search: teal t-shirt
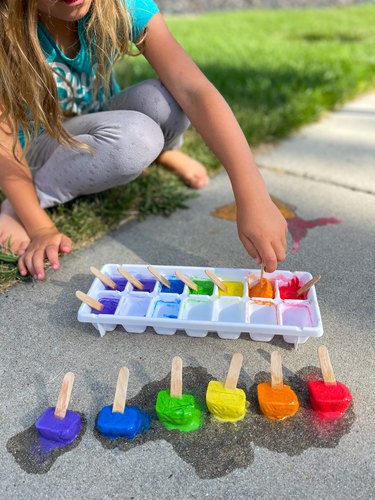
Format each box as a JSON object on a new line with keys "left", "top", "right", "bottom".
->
{"left": 19, "top": 0, "right": 159, "bottom": 147}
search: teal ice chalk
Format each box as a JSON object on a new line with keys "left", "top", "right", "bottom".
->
{"left": 96, "top": 405, "right": 151, "bottom": 439}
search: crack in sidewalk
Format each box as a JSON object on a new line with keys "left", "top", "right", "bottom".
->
{"left": 258, "top": 163, "right": 375, "bottom": 196}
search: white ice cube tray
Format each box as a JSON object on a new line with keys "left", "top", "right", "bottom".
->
{"left": 77, "top": 264, "right": 323, "bottom": 344}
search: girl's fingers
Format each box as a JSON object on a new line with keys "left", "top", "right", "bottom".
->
{"left": 17, "top": 241, "right": 29, "bottom": 256}
{"left": 60, "top": 235, "right": 72, "bottom": 253}
{"left": 32, "top": 250, "right": 46, "bottom": 280}
{"left": 272, "top": 240, "right": 287, "bottom": 263}
{"left": 16, "top": 233, "right": 70, "bottom": 280}
{"left": 282, "top": 228, "right": 288, "bottom": 251}
{"left": 253, "top": 240, "right": 278, "bottom": 273}
{"left": 46, "top": 245, "right": 60, "bottom": 270}
{"left": 239, "top": 234, "right": 261, "bottom": 264}
{"left": 17, "top": 255, "right": 28, "bottom": 276}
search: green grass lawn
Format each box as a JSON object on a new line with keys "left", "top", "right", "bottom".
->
{"left": 1, "top": 5, "right": 374, "bottom": 288}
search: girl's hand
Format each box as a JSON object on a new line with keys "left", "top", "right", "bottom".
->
{"left": 18, "top": 226, "right": 72, "bottom": 280}
{"left": 237, "top": 196, "right": 288, "bottom": 273}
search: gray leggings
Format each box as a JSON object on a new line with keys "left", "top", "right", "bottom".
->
{"left": 26, "top": 79, "right": 190, "bottom": 208}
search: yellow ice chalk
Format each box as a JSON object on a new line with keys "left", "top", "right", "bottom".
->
{"left": 206, "top": 380, "right": 247, "bottom": 422}
{"left": 218, "top": 281, "right": 244, "bottom": 297}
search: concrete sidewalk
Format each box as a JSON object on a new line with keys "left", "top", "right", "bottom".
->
{"left": 255, "top": 92, "right": 375, "bottom": 194}
{"left": 0, "top": 92, "right": 374, "bottom": 499}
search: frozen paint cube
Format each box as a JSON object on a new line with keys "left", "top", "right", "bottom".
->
{"left": 189, "top": 280, "right": 214, "bottom": 296}
{"left": 279, "top": 277, "right": 306, "bottom": 300}
{"left": 161, "top": 279, "right": 185, "bottom": 294}
{"left": 155, "top": 390, "right": 202, "bottom": 432}
{"left": 308, "top": 380, "right": 352, "bottom": 419}
{"left": 91, "top": 297, "right": 119, "bottom": 315}
{"left": 134, "top": 278, "right": 156, "bottom": 292}
{"left": 206, "top": 381, "right": 247, "bottom": 422}
{"left": 105, "top": 276, "right": 128, "bottom": 292}
{"left": 249, "top": 279, "right": 275, "bottom": 299}
{"left": 96, "top": 405, "right": 151, "bottom": 439}
{"left": 35, "top": 407, "right": 82, "bottom": 446}
{"left": 257, "top": 382, "right": 299, "bottom": 420}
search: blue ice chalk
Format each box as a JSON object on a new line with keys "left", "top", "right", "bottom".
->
{"left": 96, "top": 405, "right": 151, "bottom": 439}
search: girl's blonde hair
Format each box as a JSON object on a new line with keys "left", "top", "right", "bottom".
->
{"left": 0, "top": 0, "right": 137, "bottom": 159}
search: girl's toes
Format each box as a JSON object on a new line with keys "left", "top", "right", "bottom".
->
{"left": 191, "top": 172, "right": 210, "bottom": 189}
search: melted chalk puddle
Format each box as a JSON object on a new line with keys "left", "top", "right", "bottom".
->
{"left": 6, "top": 413, "right": 87, "bottom": 474}
{"left": 94, "top": 366, "right": 355, "bottom": 479}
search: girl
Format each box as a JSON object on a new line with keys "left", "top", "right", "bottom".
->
{"left": 0, "top": 0, "right": 287, "bottom": 281}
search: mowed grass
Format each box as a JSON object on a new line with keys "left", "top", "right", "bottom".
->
{"left": 118, "top": 5, "right": 375, "bottom": 158}
{"left": 1, "top": 5, "right": 374, "bottom": 288}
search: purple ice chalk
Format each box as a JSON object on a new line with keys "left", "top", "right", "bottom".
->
{"left": 134, "top": 278, "right": 156, "bottom": 293}
{"left": 96, "top": 405, "right": 151, "bottom": 439}
{"left": 91, "top": 297, "right": 119, "bottom": 315}
{"left": 35, "top": 407, "right": 82, "bottom": 450}
{"left": 105, "top": 277, "right": 128, "bottom": 292}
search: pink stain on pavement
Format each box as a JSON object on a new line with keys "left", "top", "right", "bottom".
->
{"left": 287, "top": 217, "right": 342, "bottom": 254}
{"left": 211, "top": 198, "right": 342, "bottom": 254}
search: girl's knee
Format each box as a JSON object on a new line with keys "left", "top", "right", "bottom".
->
{"left": 118, "top": 79, "right": 190, "bottom": 138}
{"left": 145, "top": 79, "right": 190, "bottom": 133}
{"left": 101, "top": 111, "right": 164, "bottom": 178}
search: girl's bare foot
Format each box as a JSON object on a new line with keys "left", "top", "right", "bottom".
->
{"left": 0, "top": 199, "right": 30, "bottom": 255}
{"left": 156, "top": 150, "right": 210, "bottom": 189}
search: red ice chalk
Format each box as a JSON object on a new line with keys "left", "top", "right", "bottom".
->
{"left": 279, "top": 277, "right": 305, "bottom": 300}
{"left": 308, "top": 380, "right": 352, "bottom": 419}
{"left": 308, "top": 346, "right": 352, "bottom": 419}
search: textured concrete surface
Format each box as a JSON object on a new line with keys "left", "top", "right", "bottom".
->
{"left": 256, "top": 92, "right": 375, "bottom": 194}
{"left": 0, "top": 93, "right": 374, "bottom": 498}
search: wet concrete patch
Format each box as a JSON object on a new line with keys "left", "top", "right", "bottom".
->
{"left": 249, "top": 367, "right": 355, "bottom": 455}
{"left": 94, "top": 366, "right": 355, "bottom": 479}
{"left": 6, "top": 413, "right": 87, "bottom": 474}
{"left": 94, "top": 366, "right": 252, "bottom": 479}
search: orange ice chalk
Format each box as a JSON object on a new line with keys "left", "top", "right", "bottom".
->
{"left": 257, "top": 351, "right": 299, "bottom": 420}
{"left": 249, "top": 278, "right": 275, "bottom": 299}
{"left": 257, "top": 382, "right": 299, "bottom": 420}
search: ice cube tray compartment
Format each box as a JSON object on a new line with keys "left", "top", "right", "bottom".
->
{"left": 117, "top": 295, "right": 152, "bottom": 318}
{"left": 180, "top": 297, "right": 214, "bottom": 322}
{"left": 77, "top": 265, "right": 323, "bottom": 343}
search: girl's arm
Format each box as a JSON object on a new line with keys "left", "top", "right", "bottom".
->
{"left": 0, "top": 116, "right": 72, "bottom": 279}
{"left": 142, "top": 14, "right": 288, "bottom": 272}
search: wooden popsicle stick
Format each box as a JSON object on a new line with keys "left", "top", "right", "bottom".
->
{"left": 148, "top": 266, "right": 171, "bottom": 289}
{"left": 54, "top": 372, "right": 75, "bottom": 419}
{"left": 170, "top": 356, "right": 182, "bottom": 398}
{"left": 204, "top": 269, "right": 227, "bottom": 292}
{"left": 175, "top": 271, "right": 198, "bottom": 291}
{"left": 224, "top": 352, "right": 243, "bottom": 390}
{"left": 260, "top": 262, "right": 265, "bottom": 283}
{"left": 271, "top": 351, "right": 284, "bottom": 390}
{"left": 118, "top": 267, "right": 145, "bottom": 290}
{"left": 90, "top": 266, "right": 117, "bottom": 290}
{"left": 112, "top": 367, "right": 129, "bottom": 414}
{"left": 76, "top": 291, "right": 104, "bottom": 312}
{"left": 247, "top": 274, "right": 258, "bottom": 286}
{"left": 318, "top": 345, "right": 336, "bottom": 385}
{"left": 297, "top": 274, "right": 321, "bottom": 296}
